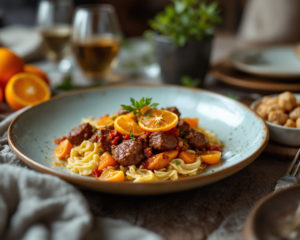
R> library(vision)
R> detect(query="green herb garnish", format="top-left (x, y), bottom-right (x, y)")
top-left (121, 97), bottom-right (159, 118)
top-left (129, 130), bottom-right (136, 141)
top-left (98, 150), bottom-right (103, 155)
top-left (175, 160), bottom-right (181, 165)
top-left (97, 130), bottom-right (102, 135)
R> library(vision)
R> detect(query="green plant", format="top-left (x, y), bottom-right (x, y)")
top-left (149, 0), bottom-right (221, 46)
top-left (181, 75), bottom-right (201, 87)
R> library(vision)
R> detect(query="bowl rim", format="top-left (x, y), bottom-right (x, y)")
top-left (243, 184), bottom-right (300, 240)
top-left (7, 83), bottom-right (269, 194)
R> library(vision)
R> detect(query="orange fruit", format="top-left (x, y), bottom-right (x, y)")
top-left (0, 48), bottom-right (24, 87)
top-left (24, 64), bottom-right (50, 85)
top-left (114, 114), bottom-right (144, 136)
top-left (5, 73), bottom-right (51, 110)
top-left (99, 169), bottom-right (125, 182)
top-left (138, 109), bottom-right (178, 132)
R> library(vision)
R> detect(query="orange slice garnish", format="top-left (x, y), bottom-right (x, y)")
top-left (96, 113), bottom-right (118, 129)
top-left (5, 73), bottom-right (51, 110)
top-left (114, 114), bottom-right (144, 136)
top-left (138, 109), bottom-right (178, 132)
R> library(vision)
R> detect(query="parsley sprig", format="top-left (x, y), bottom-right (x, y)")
top-left (121, 97), bottom-right (159, 118)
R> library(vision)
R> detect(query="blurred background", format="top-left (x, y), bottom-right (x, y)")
top-left (1, 0), bottom-right (300, 91)
top-left (0, 0), bottom-right (246, 35)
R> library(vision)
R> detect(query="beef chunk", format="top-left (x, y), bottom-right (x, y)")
top-left (177, 119), bottom-right (190, 136)
top-left (118, 108), bottom-right (129, 115)
top-left (112, 140), bottom-right (144, 166)
top-left (68, 123), bottom-right (93, 145)
top-left (185, 129), bottom-right (208, 149)
top-left (165, 107), bottom-right (181, 118)
top-left (89, 132), bottom-right (99, 143)
top-left (149, 132), bottom-right (178, 151)
top-left (97, 126), bottom-right (114, 152)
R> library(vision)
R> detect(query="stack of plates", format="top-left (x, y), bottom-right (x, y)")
top-left (211, 46), bottom-right (300, 92)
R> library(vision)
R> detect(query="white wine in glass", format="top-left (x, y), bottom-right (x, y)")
top-left (37, 0), bottom-right (73, 63)
top-left (72, 5), bottom-right (121, 80)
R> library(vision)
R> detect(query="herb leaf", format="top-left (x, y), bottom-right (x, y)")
top-left (129, 130), bottom-right (136, 141)
top-left (121, 97), bottom-right (159, 118)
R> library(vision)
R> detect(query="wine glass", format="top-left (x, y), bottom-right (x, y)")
top-left (72, 4), bottom-right (122, 83)
top-left (37, 0), bottom-right (74, 70)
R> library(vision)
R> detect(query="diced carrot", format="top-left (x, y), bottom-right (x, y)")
top-left (182, 118), bottom-right (199, 128)
top-left (200, 151), bottom-right (221, 165)
top-left (179, 151), bottom-right (197, 163)
top-left (98, 152), bottom-right (118, 171)
top-left (146, 150), bottom-right (179, 170)
top-left (99, 169), bottom-right (125, 182)
top-left (55, 139), bottom-right (73, 160)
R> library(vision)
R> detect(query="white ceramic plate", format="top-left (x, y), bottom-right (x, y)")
top-left (8, 84), bottom-right (269, 195)
top-left (230, 46), bottom-right (300, 79)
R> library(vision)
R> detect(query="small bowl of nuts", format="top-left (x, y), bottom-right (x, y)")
top-left (251, 91), bottom-right (300, 146)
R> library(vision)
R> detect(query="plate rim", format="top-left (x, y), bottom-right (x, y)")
top-left (230, 46), bottom-right (300, 79)
top-left (8, 83), bottom-right (269, 195)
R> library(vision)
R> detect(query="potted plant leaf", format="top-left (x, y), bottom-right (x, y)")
top-left (149, 0), bottom-right (221, 87)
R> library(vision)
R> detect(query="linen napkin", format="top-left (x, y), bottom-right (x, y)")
top-left (0, 110), bottom-right (164, 240)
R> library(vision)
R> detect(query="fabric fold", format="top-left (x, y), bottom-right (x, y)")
top-left (0, 110), bottom-right (164, 240)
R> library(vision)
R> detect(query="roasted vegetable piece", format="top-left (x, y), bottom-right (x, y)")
top-left (178, 151), bottom-right (197, 163)
top-left (98, 152), bottom-right (118, 171)
top-left (182, 118), bottom-right (199, 128)
top-left (99, 169), bottom-right (125, 182)
top-left (146, 150), bottom-right (179, 170)
top-left (55, 139), bottom-right (73, 160)
top-left (200, 151), bottom-right (221, 165)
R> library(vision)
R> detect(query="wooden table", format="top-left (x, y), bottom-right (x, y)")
top-left (79, 33), bottom-right (292, 240)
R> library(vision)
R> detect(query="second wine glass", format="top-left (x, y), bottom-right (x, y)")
top-left (72, 5), bottom-right (122, 82)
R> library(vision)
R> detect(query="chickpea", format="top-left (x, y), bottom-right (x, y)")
top-left (256, 104), bottom-right (268, 119)
top-left (289, 107), bottom-right (300, 120)
top-left (296, 118), bottom-right (300, 128)
top-left (262, 96), bottom-right (278, 105)
top-left (268, 110), bottom-right (288, 125)
top-left (278, 91), bottom-right (296, 111)
top-left (284, 119), bottom-right (296, 128)
top-left (266, 103), bottom-right (281, 114)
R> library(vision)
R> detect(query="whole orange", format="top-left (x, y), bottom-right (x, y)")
top-left (0, 48), bottom-right (24, 87)
top-left (24, 64), bottom-right (50, 85)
